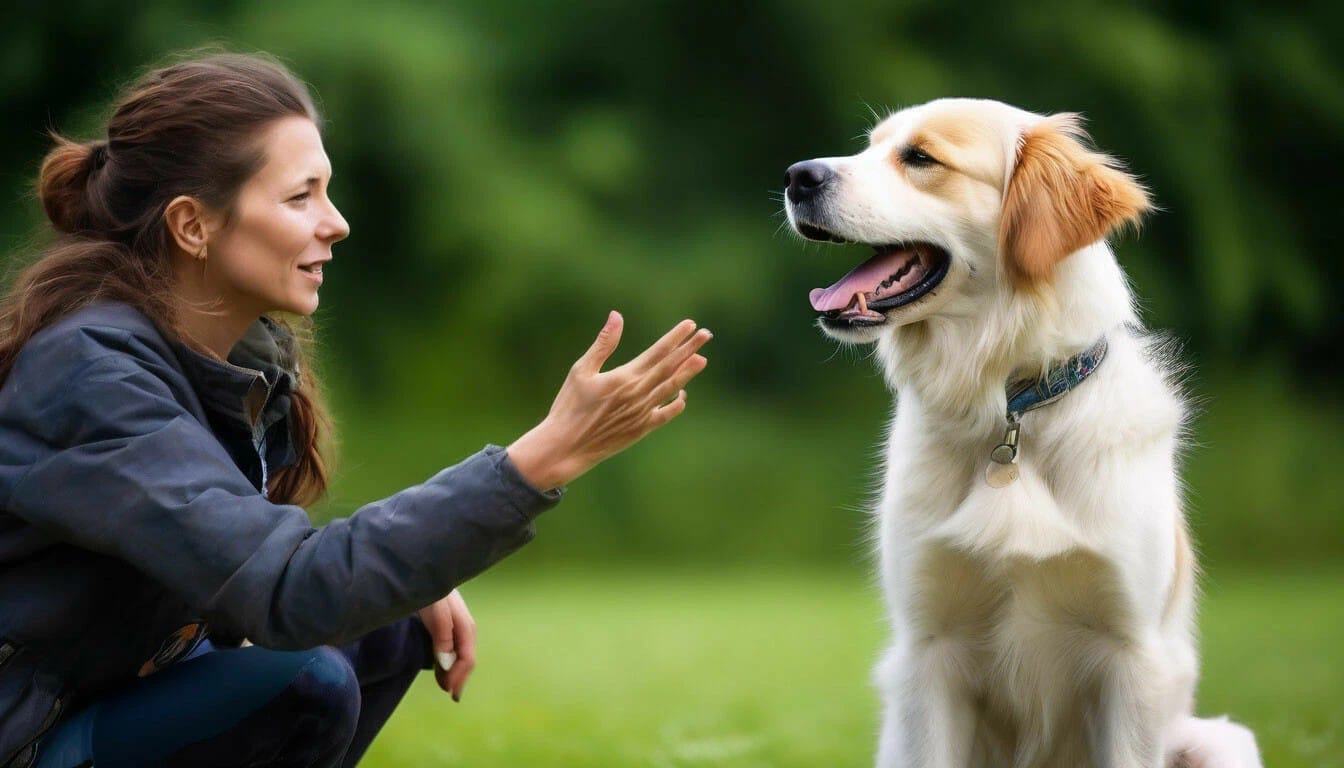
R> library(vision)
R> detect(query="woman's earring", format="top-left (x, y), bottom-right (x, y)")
top-left (196, 245), bottom-right (208, 261)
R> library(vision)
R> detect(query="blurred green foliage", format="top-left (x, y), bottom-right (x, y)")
top-left (2, 0), bottom-right (1340, 570)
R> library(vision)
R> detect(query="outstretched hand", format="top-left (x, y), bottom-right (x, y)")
top-left (507, 311), bottom-right (711, 490)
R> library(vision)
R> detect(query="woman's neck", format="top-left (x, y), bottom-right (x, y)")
top-left (172, 261), bottom-right (260, 361)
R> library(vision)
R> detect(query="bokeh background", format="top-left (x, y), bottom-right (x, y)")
top-left (4, 1), bottom-right (1341, 765)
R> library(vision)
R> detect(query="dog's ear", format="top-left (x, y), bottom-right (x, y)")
top-left (999, 114), bottom-right (1151, 281)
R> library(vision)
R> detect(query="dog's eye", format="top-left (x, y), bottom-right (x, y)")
top-left (901, 146), bottom-right (940, 168)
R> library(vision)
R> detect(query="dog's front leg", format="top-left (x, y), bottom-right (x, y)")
top-left (1089, 646), bottom-right (1169, 768)
top-left (875, 641), bottom-right (977, 768)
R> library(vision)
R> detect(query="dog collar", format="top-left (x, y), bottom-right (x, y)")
top-left (1006, 338), bottom-right (1108, 417)
top-left (986, 337), bottom-right (1109, 488)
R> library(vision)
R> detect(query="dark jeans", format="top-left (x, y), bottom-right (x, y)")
top-left (35, 617), bottom-right (432, 768)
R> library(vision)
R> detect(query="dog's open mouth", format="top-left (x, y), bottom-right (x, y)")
top-left (807, 239), bottom-right (951, 326)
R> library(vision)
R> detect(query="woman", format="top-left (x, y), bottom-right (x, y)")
top-left (0, 52), bottom-right (710, 768)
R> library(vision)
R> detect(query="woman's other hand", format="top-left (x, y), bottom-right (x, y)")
top-left (507, 311), bottom-right (711, 490)
top-left (417, 589), bottom-right (476, 701)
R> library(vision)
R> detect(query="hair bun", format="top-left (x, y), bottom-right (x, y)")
top-left (37, 136), bottom-right (105, 235)
top-left (90, 141), bottom-right (110, 170)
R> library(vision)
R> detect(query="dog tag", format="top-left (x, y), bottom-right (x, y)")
top-left (985, 460), bottom-right (1019, 488)
top-left (985, 416), bottom-right (1021, 488)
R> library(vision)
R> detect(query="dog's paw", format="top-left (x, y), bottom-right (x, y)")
top-left (1167, 715), bottom-right (1263, 768)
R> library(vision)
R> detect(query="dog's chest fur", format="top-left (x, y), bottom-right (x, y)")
top-left (874, 333), bottom-right (1187, 759)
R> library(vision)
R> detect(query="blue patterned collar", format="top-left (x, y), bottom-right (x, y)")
top-left (1005, 337), bottom-right (1108, 418)
top-left (986, 337), bottom-right (1108, 487)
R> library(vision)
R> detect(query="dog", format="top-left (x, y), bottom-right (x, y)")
top-left (784, 99), bottom-right (1262, 768)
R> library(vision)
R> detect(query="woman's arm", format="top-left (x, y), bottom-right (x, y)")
top-left (0, 311), bottom-right (709, 652)
top-left (0, 330), bottom-right (553, 650)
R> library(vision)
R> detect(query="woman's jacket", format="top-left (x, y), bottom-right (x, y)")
top-left (0, 302), bottom-right (561, 767)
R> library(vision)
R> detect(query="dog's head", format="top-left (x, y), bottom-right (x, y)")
top-left (784, 98), bottom-right (1150, 345)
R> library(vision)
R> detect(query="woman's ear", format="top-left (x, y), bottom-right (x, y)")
top-left (163, 195), bottom-right (210, 257)
top-left (999, 113), bottom-right (1151, 282)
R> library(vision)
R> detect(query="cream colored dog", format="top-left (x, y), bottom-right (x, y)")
top-left (784, 99), bottom-right (1262, 768)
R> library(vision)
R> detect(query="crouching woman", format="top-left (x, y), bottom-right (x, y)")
top-left (0, 52), bottom-right (710, 768)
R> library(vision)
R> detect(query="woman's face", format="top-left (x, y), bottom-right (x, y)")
top-left (206, 116), bottom-right (349, 317)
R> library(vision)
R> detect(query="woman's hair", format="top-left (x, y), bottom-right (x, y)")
top-left (0, 50), bottom-right (335, 507)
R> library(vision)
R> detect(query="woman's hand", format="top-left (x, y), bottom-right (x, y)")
top-left (417, 589), bottom-right (476, 701)
top-left (507, 311), bottom-right (711, 490)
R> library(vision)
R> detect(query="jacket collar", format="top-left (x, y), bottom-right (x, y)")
top-left (171, 316), bottom-right (300, 434)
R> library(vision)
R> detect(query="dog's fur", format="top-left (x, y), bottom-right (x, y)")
top-left (785, 99), bottom-right (1262, 768)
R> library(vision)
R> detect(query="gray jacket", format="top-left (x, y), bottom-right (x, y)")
top-left (0, 302), bottom-right (561, 767)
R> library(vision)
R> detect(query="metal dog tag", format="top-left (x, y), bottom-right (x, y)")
top-left (985, 417), bottom-right (1021, 488)
top-left (985, 460), bottom-right (1019, 488)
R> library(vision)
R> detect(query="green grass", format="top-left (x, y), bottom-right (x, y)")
top-left (363, 566), bottom-right (1344, 767)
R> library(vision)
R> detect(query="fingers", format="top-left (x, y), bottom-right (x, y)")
top-left (651, 388), bottom-right (688, 424)
top-left (545, 314), bottom-right (708, 484)
top-left (444, 591), bottom-right (477, 702)
top-left (418, 599), bottom-right (457, 694)
top-left (646, 328), bottom-right (712, 384)
top-left (628, 318), bottom-right (699, 373)
top-left (651, 353), bottom-right (708, 406)
top-left (645, 342), bottom-right (707, 424)
top-left (573, 311), bottom-right (624, 375)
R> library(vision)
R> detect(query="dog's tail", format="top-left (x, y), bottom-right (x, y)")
top-left (1166, 715), bottom-right (1263, 768)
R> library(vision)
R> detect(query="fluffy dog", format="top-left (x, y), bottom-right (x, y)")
top-left (784, 99), bottom-right (1262, 768)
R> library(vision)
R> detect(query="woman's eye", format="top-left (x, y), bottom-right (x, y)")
top-left (288, 192), bottom-right (311, 203)
top-left (901, 147), bottom-right (939, 167)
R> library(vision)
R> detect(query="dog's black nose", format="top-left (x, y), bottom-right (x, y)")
top-left (785, 161), bottom-right (835, 204)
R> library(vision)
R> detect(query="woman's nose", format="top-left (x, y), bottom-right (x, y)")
top-left (321, 201), bottom-right (350, 243)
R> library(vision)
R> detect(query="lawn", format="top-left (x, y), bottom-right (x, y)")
top-left (363, 565), bottom-right (1344, 767)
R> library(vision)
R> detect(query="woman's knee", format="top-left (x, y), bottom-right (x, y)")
top-left (285, 646), bottom-right (361, 735)
top-left (53, 645), bottom-right (365, 768)
top-left (176, 646), bottom-right (363, 767)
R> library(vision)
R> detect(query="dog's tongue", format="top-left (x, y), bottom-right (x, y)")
top-left (809, 247), bottom-right (912, 312)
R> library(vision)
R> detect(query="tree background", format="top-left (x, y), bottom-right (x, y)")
top-left (3, 0), bottom-right (1339, 575)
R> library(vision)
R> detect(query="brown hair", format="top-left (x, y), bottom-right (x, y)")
top-left (0, 50), bottom-right (335, 506)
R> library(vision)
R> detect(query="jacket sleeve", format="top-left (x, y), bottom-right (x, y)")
top-left (0, 334), bottom-right (561, 650)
